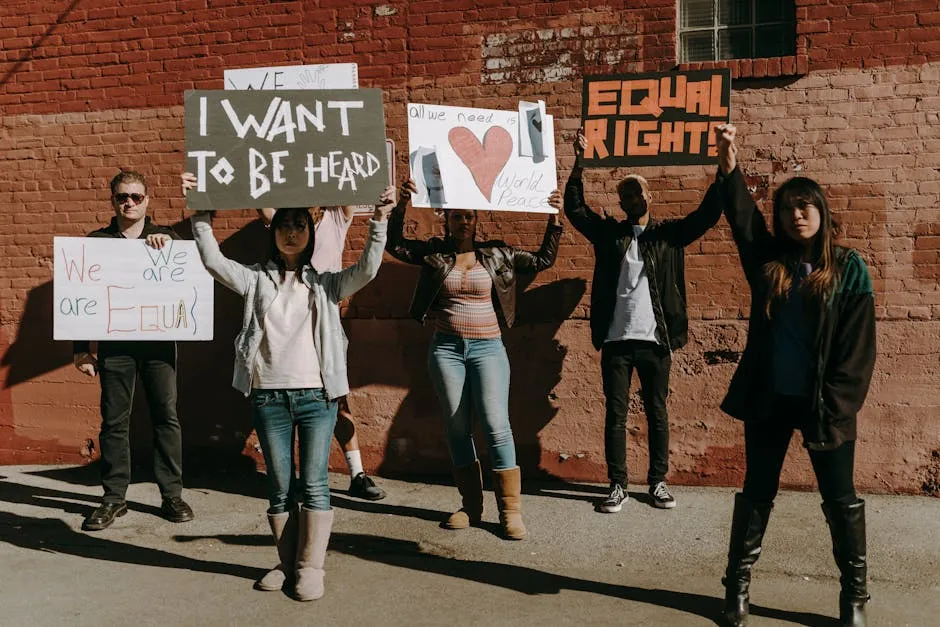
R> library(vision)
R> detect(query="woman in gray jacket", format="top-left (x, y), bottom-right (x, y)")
top-left (183, 173), bottom-right (394, 601)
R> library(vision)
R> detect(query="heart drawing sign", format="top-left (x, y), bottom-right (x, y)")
top-left (407, 102), bottom-right (557, 213)
top-left (447, 126), bottom-right (513, 202)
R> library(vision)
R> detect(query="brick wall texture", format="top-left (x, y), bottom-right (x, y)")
top-left (1, 0), bottom-right (938, 495)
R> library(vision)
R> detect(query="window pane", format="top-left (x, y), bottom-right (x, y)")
top-left (681, 0), bottom-right (715, 29)
top-left (756, 1), bottom-right (795, 24)
top-left (755, 24), bottom-right (796, 57)
top-left (718, 27), bottom-right (752, 60)
top-left (681, 31), bottom-right (715, 62)
top-left (718, 0), bottom-right (752, 26)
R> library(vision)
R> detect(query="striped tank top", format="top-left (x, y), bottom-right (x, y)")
top-left (433, 262), bottom-right (501, 338)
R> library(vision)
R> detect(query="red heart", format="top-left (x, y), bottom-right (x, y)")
top-left (448, 126), bottom-right (513, 202)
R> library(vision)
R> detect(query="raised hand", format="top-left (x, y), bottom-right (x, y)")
top-left (373, 185), bottom-right (396, 221)
top-left (181, 172), bottom-right (197, 195)
top-left (716, 124), bottom-right (737, 175)
top-left (547, 189), bottom-right (563, 226)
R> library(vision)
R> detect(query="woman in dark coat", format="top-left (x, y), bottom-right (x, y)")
top-left (715, 125), bottom-right (876, 627)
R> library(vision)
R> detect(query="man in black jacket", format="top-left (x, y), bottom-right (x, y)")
top-left (73, 171), bottom-right (194, 531)
top-left (564, 132), bottom-right (722, 512)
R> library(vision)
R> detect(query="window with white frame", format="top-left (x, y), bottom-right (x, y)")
top-left (678, 1), bottom-right (796, 63)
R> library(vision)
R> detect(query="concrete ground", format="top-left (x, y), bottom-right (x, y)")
top-left (0, 464), bottom-right (937, 627)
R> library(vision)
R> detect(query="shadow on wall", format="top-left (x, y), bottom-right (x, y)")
top-left (0, 216), bottom-right (271, 485)
top-left (345, 260), bottom-right (585, 480)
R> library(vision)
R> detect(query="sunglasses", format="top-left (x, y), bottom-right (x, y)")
top-left (113, 192), bottom-right (146, 205)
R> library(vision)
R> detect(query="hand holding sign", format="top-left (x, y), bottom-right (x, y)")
top-left (547, 189), bottom-right (563, 227)
top-left (373, 186), bottom-right (396, 222)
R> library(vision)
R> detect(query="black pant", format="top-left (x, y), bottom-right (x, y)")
top-left (601, 339), bottom-right (671, 487)
top-left (743, 395), bottom-right (857, 506)
top-left (98, 342), bottom-right (182, 503)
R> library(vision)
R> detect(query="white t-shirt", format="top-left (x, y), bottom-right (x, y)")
top-left (311, 207), bottom-right (352, 272)
top-left (605, 224), bottom-right (659, 344)
top-left (252, 272), bottom-right (322, 389)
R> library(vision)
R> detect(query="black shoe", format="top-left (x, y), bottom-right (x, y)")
top-left (161, 496), bottom-right (195, 523)
top-left (649, 481), bottom-right (677, 509)
top-left (82, 501), bottom-right (128, 531)
top-left (596, 483), bottom-right (628, 513)
top-left (349, 472), bottom-right (386, 500)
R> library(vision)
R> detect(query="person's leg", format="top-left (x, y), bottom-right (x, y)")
top-left (599, 341), bottom-right (634, 512)
top-left (251, 390), bottom-right (296, 515)
top-left (427, 334), bottom-right (477, 467)
top-left (427, 333), bottom-right (482, 528)
top-left (467, 337), bottom-right (524, 540)
top-left (294, 388), bottom-right (338, 601)
top-left (83, 351), bottom-right (136, 530)
top-left (812, 440), bottom-right (869, 625)
top-left (334, 395), bottom-right (385, 500)
top-left (466, 338), bottom-right (515, 471)
top-left (139, 343), bottom-right (192, 522)
top-left (633, 341), bottom-right (674, 507)
top-left (723, 404), bottom-right (796, 626)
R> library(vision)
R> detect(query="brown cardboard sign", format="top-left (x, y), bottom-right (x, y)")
top-left (580, 70), bottom-right (731, 167)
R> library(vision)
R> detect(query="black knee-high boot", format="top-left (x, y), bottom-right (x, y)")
top-left (822, 499), bottom-right (869, 627)
top-left (721, 493), bottom-right (774, 627)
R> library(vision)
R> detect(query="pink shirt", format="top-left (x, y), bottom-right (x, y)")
top-left (311, 207), bottom-right (352, 272)
top-left (433, 262), bottom-right (501, 339)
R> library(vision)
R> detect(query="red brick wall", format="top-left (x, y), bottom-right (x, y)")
top-left (1, 1), bottom-right (938, 495)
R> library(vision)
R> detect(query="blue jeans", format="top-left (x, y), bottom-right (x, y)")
top-left (427, 333), bottom-right (517, 470)
top-left (251, 388), bottom-right (337, 513)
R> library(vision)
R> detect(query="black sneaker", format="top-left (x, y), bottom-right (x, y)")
top-left (596, 483), bottom-right (628, 513)
top-left (161, 496), bottom-right (195, 523)
top-left (349, 472), bottom-right (386, 501)
top-left (82, 501), bottom-right (128, 531)
top-left (649, 481), bottom-right (677, 509)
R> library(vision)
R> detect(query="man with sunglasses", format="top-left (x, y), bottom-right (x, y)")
top-left (74, 171), bottom-right (194, 531)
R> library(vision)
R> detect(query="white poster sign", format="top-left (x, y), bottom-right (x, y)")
top-left (53, 238), bottom-right (214, 341)
top-left (406, 103), bottom-right (558, 213)
top-left (224, 63), bottom-right (359, 90)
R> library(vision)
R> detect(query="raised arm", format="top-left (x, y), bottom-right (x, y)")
top-left (190, 213), bottom-right (253, 297)
top-left (385, 179), bottom-right (430, 265)
top-left (563, 130), bottom-right (606, 243)
top-left (657, 179), bottom-right (724, 248)
top-left (181, 172), bottom-right (253, 296)
top-left (512, 189), bottom-right (563, 274)
top-left (331, 186), bottom-right (393, 300)
top-left (715, 124), bottom-right (775, 284)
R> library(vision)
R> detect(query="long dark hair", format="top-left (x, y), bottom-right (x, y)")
top-left (268, 207), bottom-right (316, 281)
top-left (763, 177), bottom-right (839, 318)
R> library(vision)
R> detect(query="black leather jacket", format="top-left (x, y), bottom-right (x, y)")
top-left (564, 175), bottom-right (723, 351)
top-left (385, 207), bottom-right (562, 327)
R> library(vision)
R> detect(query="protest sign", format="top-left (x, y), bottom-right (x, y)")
top-left (224, 63), bottom-right (359, 90)
top-left (580, 69), bottom-right (731, 167)
top-left (53, 238), bottom-right (214, 341)
top-left (184, 89), bottom-right (388, 210)
top-left (407, 102), bottom-right (558, 214)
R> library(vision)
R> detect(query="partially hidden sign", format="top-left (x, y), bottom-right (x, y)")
top-left (407, 103), bottom-right (557, 213)
top-left (580, 70), bottom-right (731, 167)
top-left (224, 63), bottom-right (358, 90)
top-left (53, 238), bottom-right (214, 341)
top-left (184, 89), bottom-right (388, 210)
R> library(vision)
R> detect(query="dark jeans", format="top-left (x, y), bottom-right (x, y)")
top-left (743, 394), bottom-right (857, 506)
top-left (601, 339), bottom-right (671, 487)
top-left (97, 342), bottom-right (182, 503)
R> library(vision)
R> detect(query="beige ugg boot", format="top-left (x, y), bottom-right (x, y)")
top-left (256, 508), bottom-right (298, 591)
top-left (443, 460), bottom-right (484, 529)
top-left (493, 466), bottom-right (527, 540)
top-left (294, 508), bottom-right (334, 601)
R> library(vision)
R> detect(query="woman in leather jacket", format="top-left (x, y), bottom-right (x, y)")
top-left (715, 126), bottom-right (876, 627)
top-left (386, 179), bottom-right (563, 540)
